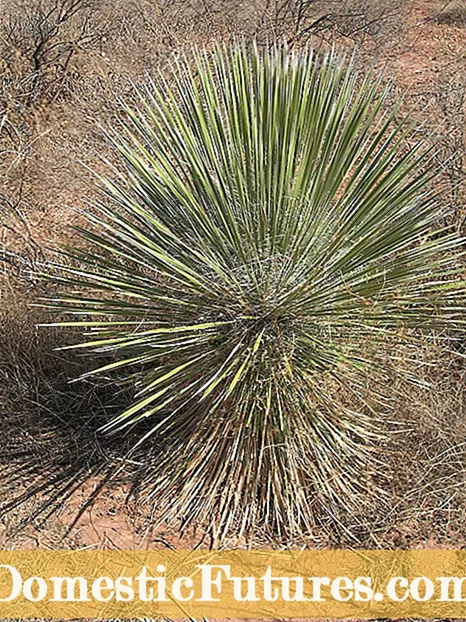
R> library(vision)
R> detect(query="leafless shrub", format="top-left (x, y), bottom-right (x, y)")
top-left (433, 0), bottom-right (466, 27)
top-left (261, 0), bottom-right (406, 47)
top-left (1, 0), bottom-right (104, 105)
top-left (431, 52), bottom-right (466, 229)
top-left (0, 114), bottom-right (45, 288)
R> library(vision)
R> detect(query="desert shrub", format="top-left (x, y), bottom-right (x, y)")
top-left (434, 0), bottom-right (466, 27)
top-left (264, 0), bottom-right (406, 46)
top-left (44, 44), bottom-right (466, 536)
top-left (431, 53), bottom-right (466, 230)
top-left (0, 0), bottom-right (103, 106)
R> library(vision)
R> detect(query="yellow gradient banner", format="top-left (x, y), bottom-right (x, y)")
top-left (1, 550), bottom-right (466, 618)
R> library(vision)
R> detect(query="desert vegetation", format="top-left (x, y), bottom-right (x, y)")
top-left (39, 42), bottom-right (466, 539)
top-left (1, 0), bottom-right (466, 559)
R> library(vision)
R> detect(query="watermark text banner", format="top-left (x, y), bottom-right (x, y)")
top-left (2, 550), bottom-right (466, 618)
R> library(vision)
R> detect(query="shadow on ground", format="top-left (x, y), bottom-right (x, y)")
top-left (0, 305), bottom-right (155, 542)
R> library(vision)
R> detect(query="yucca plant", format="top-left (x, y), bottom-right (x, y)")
top-left (44, 44), bottom-right (465, 536)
